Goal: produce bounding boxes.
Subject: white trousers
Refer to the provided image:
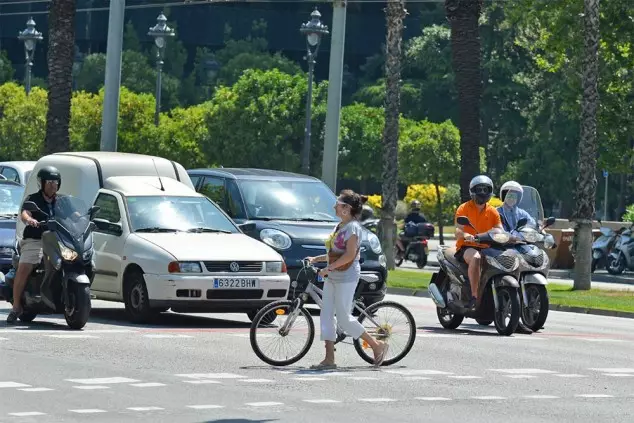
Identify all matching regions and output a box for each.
[320,280,365,342]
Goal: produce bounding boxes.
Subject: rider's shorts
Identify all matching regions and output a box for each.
[19,239,43,265]
[454,246,483,264]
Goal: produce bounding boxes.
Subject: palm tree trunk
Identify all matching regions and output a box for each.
[434,180,445,245]
[572,0,600,291]
[445,0,483,202]
[380,0,406,270]
[44,0,76,155]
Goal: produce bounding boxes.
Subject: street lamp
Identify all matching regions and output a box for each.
[72,46,85,91]
[148,12,175,126]
[18,17,43,95]
[299,8,329,175]
[202,57,220,98]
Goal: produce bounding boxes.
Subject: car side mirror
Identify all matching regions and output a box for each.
[93,218,122,236]
[89,205,101,219]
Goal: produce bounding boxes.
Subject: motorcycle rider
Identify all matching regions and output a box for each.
[454,175,503,310]
[397,200,428,252]
[7,166,65,323]
[497,181,536,233]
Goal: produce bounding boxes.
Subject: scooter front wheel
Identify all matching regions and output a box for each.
[493,287,520,336]
[64,284,91,330]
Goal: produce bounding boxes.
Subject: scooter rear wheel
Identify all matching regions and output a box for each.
[436,307,464,329]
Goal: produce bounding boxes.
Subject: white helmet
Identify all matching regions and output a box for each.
[500,181,523,203]
[469,175,494,205]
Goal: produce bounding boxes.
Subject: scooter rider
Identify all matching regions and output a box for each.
[497,181,535,233]
[397,200,428,252]
[7,166,65,323]
[454,175,504,310]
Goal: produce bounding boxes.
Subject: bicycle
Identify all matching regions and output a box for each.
[249,258,416,367]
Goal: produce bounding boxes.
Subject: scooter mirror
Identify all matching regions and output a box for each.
[456,216,470,226]
[544,216,556,228]
[516,217,528,229]
[22,201,41,213]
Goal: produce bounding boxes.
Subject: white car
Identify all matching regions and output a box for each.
[0,161,37,185]
[20,152,291,322]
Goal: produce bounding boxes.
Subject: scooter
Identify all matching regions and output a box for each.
[592,221,624,273]
[606,223,634,275]
[395,221,434,268]
[428,216,522,336]
[0,195,99,329]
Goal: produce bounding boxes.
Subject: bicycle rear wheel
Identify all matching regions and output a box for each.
[353,300,416,366]
[249,300,315,366]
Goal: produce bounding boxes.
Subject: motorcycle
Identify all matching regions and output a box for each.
[592,221,624,273]
[395,221,433,268]
[606,223,634,275]
[428,216,522,336]
[0,195,99,329]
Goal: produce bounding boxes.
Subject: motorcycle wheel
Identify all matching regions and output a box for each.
[394,246,403,267]
[521,285,549,332]
[64,284,91,330]
[416,255,427,269]
[493,287,520,336]
[436,306,464,329]
[607,254,625,275]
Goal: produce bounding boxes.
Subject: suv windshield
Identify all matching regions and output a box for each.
[0,183,25,217]
[125,196,239,233]
[237,180,338,222]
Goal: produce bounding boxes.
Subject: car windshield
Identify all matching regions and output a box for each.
[125,195,239,233]
[0,183,25,217]
[519,186,545,225]
[237,180,339,222]
[53,195,92,240]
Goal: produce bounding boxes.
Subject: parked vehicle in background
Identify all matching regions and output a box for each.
[186,168,388,312]
[0,180,25,274]
[606,223,634,275]
[592,221,622,272]
[0,161,37,185]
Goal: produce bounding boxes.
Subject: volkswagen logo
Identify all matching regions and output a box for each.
[229,262,240,272]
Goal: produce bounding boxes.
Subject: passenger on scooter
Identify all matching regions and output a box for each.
[454,175,503,310]
[497,181,535,234]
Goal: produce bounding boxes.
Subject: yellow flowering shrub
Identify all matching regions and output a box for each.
[488,196,503,208]
[404,184,447,219]
[366,194,382,210]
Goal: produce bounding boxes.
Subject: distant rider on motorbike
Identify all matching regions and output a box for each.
[396,200,428,252]
[497,181,535,233]
[454,175,503,310]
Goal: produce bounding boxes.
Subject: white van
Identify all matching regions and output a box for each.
[19,152,290,322]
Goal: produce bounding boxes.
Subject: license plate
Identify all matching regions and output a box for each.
[213,278,259,289]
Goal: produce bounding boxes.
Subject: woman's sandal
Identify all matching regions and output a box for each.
[309,363,337,370]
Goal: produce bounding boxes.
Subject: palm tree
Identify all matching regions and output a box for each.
[380,0,407,270]
[445,0,483,202]
[44,0,76,155]
[572,0,600,290]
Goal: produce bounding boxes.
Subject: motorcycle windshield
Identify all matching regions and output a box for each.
[519,186,545,226]
[53,195,91,241]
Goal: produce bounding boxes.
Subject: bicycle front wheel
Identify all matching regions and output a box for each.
[353,300,416,366]
[249,300,315,366]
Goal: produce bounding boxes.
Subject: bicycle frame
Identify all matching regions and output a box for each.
[279,262,382,336]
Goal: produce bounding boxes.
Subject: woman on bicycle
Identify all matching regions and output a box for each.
[307,189,389,369]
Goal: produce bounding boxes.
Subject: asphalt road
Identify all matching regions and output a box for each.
[1,295,633,423]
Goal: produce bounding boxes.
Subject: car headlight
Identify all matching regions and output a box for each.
[168,261,202,273]
[520,228,541,243]
[492,233,510,244]
[264,261,286,273]
[379,254,386,267]
[366,232,382,254]
[260,229,292,250]
[543,233,555,249]
[59,242,78,261]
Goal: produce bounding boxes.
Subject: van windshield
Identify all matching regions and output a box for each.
[125,196,239,234]
[237,180,339,222]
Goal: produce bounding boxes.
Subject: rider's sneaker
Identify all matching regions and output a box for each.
[6,310,19,324]
[465,297,477,310]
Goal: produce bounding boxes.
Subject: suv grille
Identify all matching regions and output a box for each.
[203,261,263,273]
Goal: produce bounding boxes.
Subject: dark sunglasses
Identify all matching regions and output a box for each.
[472,186,491,194]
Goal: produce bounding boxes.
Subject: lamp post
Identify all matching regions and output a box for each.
[18,17,43,95]
[202,57,220,99]
[299,8,329,175]
[72,45,84,91]
[148,12,175,126]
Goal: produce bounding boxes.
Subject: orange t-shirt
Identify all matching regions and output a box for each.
[454,200,502,250]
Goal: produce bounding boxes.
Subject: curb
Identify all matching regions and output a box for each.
[386,287,634,319]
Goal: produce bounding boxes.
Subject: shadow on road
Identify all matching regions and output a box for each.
[199,420,277,423]
[240,364,407,375]
[418,324,506,338]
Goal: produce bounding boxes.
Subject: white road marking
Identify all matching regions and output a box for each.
[472,396,506,400]
[0,337,8,340]
[575,394,614,398]
[385,369,453,376]
[604,374,634,377]
[239,379,275,383]
[580,338,624,343]
[405,376,432,381]
[45,334,99,339]
[8,412,46,417]
[66,377,140,384]
[448,376,483,380]
[554,374,587,378]
[489,369,556,374]
[358,398,397,402]
[523,395,559,399]
[130,383,167,387]
[590,368,634,373]
[303,399,342,404]
[346,376,379,380]
[73,386,110,390]
[127,407,164,411]
[505,375,537,379]
[245,402,284,407]
[0,382,30,388]
[69,409,107,413]
[184,380,222,384]
[18,387,54,392]
[176,373,246,379]
[187,405,225,410]
[143,334,194,339]
[292,377,326,381]
[416,397,452,401]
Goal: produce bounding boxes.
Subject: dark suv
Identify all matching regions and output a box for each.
[187,168,388,309]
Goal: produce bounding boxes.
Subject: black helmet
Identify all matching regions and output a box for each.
[410,200,421,210]
[37,165,61,190]
[360,204,374,220]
